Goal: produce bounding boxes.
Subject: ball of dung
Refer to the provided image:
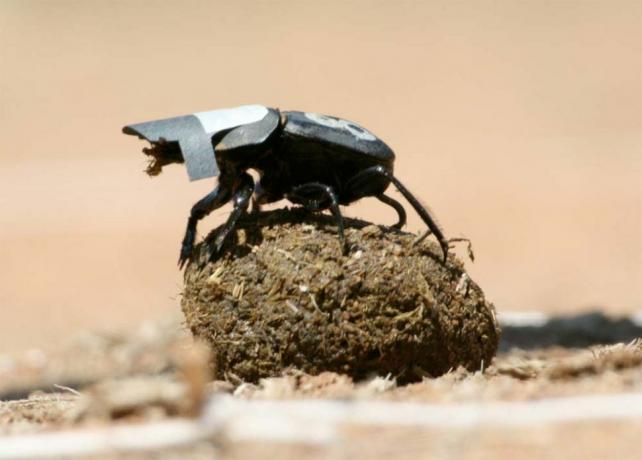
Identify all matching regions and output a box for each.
[181,208,500,383]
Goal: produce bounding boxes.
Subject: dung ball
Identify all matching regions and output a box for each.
[181,208,500,384]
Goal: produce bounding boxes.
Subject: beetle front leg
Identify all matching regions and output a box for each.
[179,184,233,269]
[212,173,254,256]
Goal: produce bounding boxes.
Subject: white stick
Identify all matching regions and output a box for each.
[3,392,642,458]
[207,392,642,443]
[0,419,213,459]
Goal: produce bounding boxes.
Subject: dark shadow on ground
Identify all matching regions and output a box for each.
[499,311,642,351]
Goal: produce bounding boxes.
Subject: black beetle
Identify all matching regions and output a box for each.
[123,105,449,268]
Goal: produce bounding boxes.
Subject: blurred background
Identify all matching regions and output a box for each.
[1,0,640,352]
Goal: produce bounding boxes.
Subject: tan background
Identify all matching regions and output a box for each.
[1,0,640,352]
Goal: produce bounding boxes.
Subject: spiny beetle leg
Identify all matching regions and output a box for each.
[178,183,233,270]
[346,165,449,262]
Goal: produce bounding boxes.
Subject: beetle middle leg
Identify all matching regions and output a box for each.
[286,182,347,255]
[376,193,407,229]
[344,165,449,262]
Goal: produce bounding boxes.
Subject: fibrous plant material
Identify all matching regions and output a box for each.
[182,208,500,383]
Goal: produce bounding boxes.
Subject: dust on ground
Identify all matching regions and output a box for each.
[0,314,641,459]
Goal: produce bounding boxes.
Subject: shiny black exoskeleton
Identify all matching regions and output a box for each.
[124,107,449,268]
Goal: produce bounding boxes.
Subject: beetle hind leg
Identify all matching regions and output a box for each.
[345,166,449,262]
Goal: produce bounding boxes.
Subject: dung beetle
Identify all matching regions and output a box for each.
[123,105,449,268]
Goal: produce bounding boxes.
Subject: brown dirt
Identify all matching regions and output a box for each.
[181,208,499,383]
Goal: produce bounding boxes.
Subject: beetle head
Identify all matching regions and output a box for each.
[122,115,218,180]
[140,138,184,177]
[123,105,271,181]
[122,124,186,177]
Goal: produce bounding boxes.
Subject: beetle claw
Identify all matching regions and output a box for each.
[177,253,189,270]
[440,242,449,263]
[178,243,193,270]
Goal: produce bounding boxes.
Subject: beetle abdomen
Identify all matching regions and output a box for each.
[282,111,395,163]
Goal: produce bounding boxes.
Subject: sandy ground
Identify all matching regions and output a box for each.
[1,1,641,351]
[0,317,641,459]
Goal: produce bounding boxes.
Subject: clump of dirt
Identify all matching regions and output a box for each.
[182,208,500,383]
